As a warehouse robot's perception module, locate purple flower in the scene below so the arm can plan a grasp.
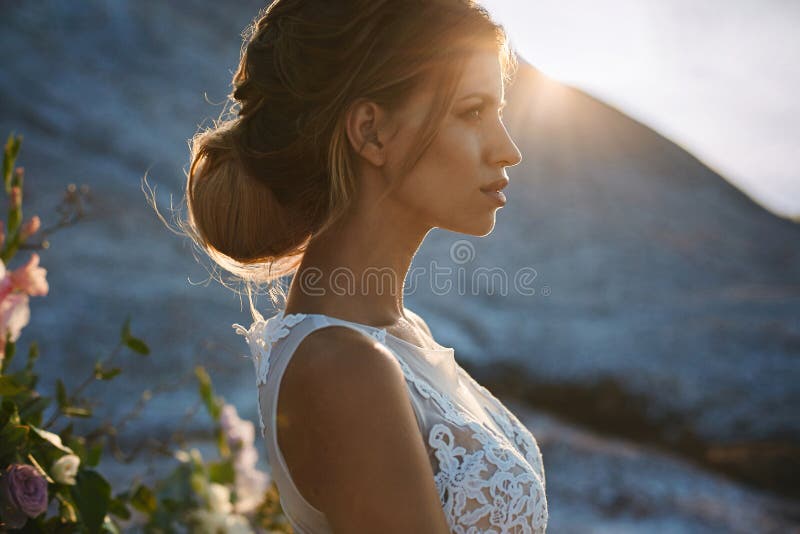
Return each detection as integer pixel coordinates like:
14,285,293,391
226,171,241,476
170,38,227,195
0,464,48,529
220,403,255,452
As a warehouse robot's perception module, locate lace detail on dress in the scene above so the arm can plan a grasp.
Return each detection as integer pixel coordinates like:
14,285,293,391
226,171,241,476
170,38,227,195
457,368,546,492
232,310,307,438
233,309,547,532
233,310,307,386
233,310,388,385
393,357,548,532
431,421,545,533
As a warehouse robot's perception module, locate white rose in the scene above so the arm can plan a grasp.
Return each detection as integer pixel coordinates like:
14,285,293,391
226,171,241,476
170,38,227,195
233,466,270,515
51,454,80,485
187,509,226,534
221,514,255,534
187,508,254,534
207,483,233,515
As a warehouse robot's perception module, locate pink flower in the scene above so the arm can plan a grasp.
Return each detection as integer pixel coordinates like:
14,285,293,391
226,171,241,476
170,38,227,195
0,464,48,529
219,404,270,513
0,292,29,346
0,258,36,359
19,216,41,241
10,253,48,297
220,404,255,452
233,463,269,514
0,262,10,303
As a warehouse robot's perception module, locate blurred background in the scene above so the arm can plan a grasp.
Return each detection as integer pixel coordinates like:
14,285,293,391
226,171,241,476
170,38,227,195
1,1,798,531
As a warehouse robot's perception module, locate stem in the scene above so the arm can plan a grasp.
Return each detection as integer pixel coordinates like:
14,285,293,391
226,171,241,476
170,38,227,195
43,341,123,429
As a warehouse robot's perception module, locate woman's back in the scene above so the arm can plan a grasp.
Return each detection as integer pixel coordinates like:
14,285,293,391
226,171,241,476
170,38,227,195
233,308,548,533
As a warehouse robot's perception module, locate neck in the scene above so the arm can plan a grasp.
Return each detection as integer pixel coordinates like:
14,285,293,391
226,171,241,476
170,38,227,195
285,198,431,327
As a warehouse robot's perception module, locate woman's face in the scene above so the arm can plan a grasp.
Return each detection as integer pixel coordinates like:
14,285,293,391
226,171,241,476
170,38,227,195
384,50,523,236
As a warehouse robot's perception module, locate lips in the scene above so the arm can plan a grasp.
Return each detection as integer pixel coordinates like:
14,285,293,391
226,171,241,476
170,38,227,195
480,178,509,193
482,189,507,206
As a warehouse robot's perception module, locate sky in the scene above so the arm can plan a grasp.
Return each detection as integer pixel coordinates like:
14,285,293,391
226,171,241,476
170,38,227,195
481,0,800,219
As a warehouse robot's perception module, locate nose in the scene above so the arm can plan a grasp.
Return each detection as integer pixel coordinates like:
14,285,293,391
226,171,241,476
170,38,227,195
493,120,523,168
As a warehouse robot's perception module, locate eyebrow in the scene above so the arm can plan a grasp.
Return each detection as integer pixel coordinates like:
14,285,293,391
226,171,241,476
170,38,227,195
458,92,507,109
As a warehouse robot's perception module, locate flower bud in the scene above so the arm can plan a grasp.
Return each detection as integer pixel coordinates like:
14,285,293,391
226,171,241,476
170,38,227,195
51,454,80,485
207,483,232,514
19,216,41,241
9,186,21,211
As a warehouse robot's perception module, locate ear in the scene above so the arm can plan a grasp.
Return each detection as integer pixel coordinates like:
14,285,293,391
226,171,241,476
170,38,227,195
345,98,389,167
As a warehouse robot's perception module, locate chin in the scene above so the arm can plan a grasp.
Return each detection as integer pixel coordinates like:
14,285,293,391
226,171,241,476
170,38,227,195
445,212,498,237
474,221,497,237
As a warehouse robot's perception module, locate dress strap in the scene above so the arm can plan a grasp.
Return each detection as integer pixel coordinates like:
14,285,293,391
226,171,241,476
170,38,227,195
232,309,387,387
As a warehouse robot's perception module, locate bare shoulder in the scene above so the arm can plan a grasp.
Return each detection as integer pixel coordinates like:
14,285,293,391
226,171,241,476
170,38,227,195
281,325,394,394
403,306,433,337
275,325,450,533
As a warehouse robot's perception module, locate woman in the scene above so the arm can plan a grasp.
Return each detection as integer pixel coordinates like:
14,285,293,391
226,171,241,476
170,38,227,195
187,0,547,531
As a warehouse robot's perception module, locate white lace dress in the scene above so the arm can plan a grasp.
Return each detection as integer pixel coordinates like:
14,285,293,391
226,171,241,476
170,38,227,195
233,308,548,533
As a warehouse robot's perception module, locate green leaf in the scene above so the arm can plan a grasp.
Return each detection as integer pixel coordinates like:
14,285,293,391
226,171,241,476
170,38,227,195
18,395,50,425
66,436,88,465
0,423,28,458
1,399,21,425
129,484,157,515
107,497,130,520
62,405,92,418
60,423,75,444
195,366,221,421
87,437,104,467
207,459,235,485
123,336,149,355
0,375,25,396
70,470,111,534
93,363,122,380
56,379,68,408
25,341,39,372
120,316,149,355
29,423,74,453
1,334,16,372
9,368,36,389
215,426,230,459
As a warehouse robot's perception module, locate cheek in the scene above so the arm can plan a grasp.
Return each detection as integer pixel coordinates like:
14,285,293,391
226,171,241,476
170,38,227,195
404,145,475,204
387,122,484,217
420,125,482,188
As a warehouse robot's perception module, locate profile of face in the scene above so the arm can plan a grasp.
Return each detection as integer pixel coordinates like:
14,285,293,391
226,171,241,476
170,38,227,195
350,49,523,237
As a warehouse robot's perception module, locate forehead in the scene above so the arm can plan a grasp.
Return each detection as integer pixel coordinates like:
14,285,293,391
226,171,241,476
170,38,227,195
389,50,504,122
455,50,504,99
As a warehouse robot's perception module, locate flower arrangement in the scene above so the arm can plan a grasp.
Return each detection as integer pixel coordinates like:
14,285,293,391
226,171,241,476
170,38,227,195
0,132,293,532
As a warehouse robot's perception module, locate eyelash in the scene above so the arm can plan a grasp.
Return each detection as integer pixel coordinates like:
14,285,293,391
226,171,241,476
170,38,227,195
463,105,504,122
464,106,484,122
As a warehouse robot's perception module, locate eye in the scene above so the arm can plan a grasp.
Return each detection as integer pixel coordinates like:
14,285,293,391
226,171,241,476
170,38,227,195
463,105,484,122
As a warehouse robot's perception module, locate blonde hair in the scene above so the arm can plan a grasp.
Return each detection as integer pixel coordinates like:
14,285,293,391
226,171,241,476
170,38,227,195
145,0,516,317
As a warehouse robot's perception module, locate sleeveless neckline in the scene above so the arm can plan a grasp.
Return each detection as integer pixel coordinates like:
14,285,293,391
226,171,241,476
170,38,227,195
276,309,455,353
